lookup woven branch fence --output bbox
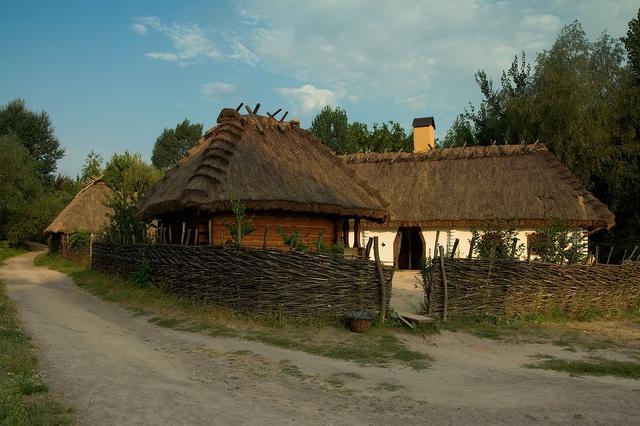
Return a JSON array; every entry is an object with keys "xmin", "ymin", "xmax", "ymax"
[
  {"xmin": 426, "ymin": 258, "xmax": 640, "ymax": 318},
  {"xmin": 91, "ymin": 243, "xmax": 393, "ymax": 318}
]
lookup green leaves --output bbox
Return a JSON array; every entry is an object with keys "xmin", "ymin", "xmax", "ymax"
[
  {"xmin": 151, "ymin": 119, "xmax": 203, "ymax": 170},
  {"xmin": 310, "ymin": 105, "xmax": 412, "ymax": 154}
]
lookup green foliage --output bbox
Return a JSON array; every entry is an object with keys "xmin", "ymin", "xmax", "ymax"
[
  {"xmin": 528, "ymin": 219, "xmax": 587, "ymax": 264},
  {"xmin": 68, "ymin": 231, "xmax": 91, "ymax": 250},
  {"xmin": 100, "ymin": 192, "xmax": 148, "ymax": 244},
  {"xmin": 0, "ymin": 99, "xmax": 64, "ymax": 185},
  {"xmin": 310, "ymin": 105, "xmax": 412, "ymax": 154},
  {"xmin": 5, "ymin": 191, "xmax": 73, "ymax": 245},
  {"xmin": 623, "ymin": 9, "xmax": 640, "ymax": 82},
  {"xmin": 277, "ymin": 227, "xmax": 309, "ymax": 252},
  {"xmin": 103, "ymin": 151, "xmax": 161, "ymax": 196},
  {"xmin": 151, "ymin": 119, "xmax": 203, "ymax": 170},
  {"xmin": 223, "ymin": 199, "xmax": 253, "ymax": 246},
  {"xmin": 470, "ymin": 218, "xmax": 524, "ymax": 259},
  {"xmin": 448, "ymin": 15, "xmax": 640, "ymax": 247},
  {"xmin": 80, "ymin": 150, "xmax": 103, "ymax": 183},
  {"xmin": 130, "ymin": 255, "xmax": 153, "ymax": 288}
]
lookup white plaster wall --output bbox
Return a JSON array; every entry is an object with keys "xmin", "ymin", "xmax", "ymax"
[{"xmin": 358, "ymin": 227, "xmax": 398, "ymax": 266}]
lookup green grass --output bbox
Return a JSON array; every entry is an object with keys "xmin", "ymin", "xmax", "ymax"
[
  {"xmin": 531, "ymin": 356, "xmax": 640, "ymax": 379},
  {"xmin": 0, "ymin": 279, "xmax": 72, "ymax": 424},
  {"xmin": 0, "ymin": 241, "xmax": 27, "ymax": 263},
  {"xmin": 34, "ymin": 253, "xmax": 431, "ymax": 369}
]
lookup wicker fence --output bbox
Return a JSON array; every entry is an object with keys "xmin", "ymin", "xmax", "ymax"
[
  {"xmin": 426, "ymin": 258, "xmax": 640, "ymax": 318},
  {"xmin": 91, "ymin": 243, "xmax": 393, "ymax": 318}
]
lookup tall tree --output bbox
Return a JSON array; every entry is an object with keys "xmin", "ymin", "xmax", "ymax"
[
  {"xmin": 0, "ymin": 99, "xmax": 64, "ymax": 185},
  {"xmin": 310, "ymin": 106, "xmax": 412, "ymax": 154},
  {"xmin": 103, "ymin": 151, "xmax": 160, "ymax": 196},
  {"xmin": 80, "ymin": 150, "xmax": 104, "ymax": 183},
  {"xmin": 310, "ymin": 106, "xmax": 350, "ymax": 154},
  {"xmin": 622, "ymin": 8, "xmax": 640, "ymax": 81},
  {"xmin": 151, "ymin": 119, "xmax": 203, "ymax": 170}
]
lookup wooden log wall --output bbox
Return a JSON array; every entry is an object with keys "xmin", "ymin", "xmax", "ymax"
[
  {"xmin": 427, "ymin": 258, "xmax": 640, "ymax": 318},
  {"xmin": 91, "ymin": 243, "xmax": 393, "ymax": 318}
]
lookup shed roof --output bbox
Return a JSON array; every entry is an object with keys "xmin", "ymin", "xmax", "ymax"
[{"xmin": 342, "ymin": 144, "xmax": 614, "ymax": 232}]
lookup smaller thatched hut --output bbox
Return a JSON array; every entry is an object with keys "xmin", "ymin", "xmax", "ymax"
[
  {"xmin": 137, "ymin": 107, "xmax": 388, "ymax": 250},
  {"xmin": 44, "ymin": 178, "xmax": 113, "ymax": 260}
]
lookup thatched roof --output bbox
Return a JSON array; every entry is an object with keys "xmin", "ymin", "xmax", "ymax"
[
  {"xmin": 342, "ymin": 144, "xmax": 615, "ymax": 232},
  {"xmin": 44, "ymin": 178, "xmax": 114, "ymax": 236},
  {"xmin": 137, "ymin": 108, "xmax": 388, "ymax": 220}
]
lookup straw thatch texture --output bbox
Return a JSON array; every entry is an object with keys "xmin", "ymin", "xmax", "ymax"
[
  {"xmin": 91, "ymin": 243, "xmax": 393, "ymax": 318},
  {"xmin": 343, "ymin": 144, "xmax": 614, "ymax": 231},
  {"xmin": 137, "ymin": 108, "xmax": 389, "ymax": 221},
  {"xmin": 44, "ymin": 178, "xmax": 113, "ymax": 236},
  {"xmin": 426, "ymin": 258, "xmax": 640, "ymax": 318}
]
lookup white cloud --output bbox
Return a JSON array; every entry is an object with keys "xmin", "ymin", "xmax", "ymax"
[
  {"xmin": 521, "ymin": 14, "xmax": 562, "ymax": 32},
  {"xmin": 276, "ymin": 84, "xmax": 342, "ymax": 114},
  {"xmin": 132, "ymin": 17, "xmax": 220, "ymax": 63},
  {"xmin": 131, "ymin": 23, "xmax": 147, "ymax": 34},
  {"xmin": 201, "ymin": 82, "xmax": 236, "ymax": 98}
]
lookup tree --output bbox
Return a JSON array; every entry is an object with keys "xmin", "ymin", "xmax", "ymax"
[
  {"xmin": 103, "ymin": 151, "xmax": 160, "ymax": 196},
  {"xmin": 80, "ymin": 150, "xmax": 104, "ymax": 183},
  {"xmin": 151, "ymin": 119, "xmax": 203, "ymax": 170},
  {"xmin": 622, "ymin": 8, "xmax": 640, "ymax": 81},
  {"xmin": 0, "ymin": 135, "xmax": 42, "ymax": 239},
  {"xmin": 0, "ymin": 99, "xmax": 64, "ymax": 185},
  {"xmin": 310, "ymin": 106, "xmax": 412, "ymax": 154},
  {"xmin": 310, "ymin": 106, "xmax": 350, "ymax": 154}
]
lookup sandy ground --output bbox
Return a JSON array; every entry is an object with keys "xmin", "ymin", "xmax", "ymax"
[
  {"xmin": 391, "ymin": 270, "xmax": 423, "ymax": 313},
  {"xmin": 2, "ymin": 252, "xmax": 640, "ymax": 425}
]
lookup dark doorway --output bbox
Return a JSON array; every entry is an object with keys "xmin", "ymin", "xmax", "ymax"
[{"xmin": 395, "ymin": 227, "xmax": 424, "ymax": 270}]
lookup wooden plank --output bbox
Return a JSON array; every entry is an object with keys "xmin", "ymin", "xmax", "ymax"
[
  {"xmin": 396, "ymin": 311, "xmax": 434, "ymax": 324},
  {"xmin": 397, "ymin": 315, "xmax": 415, "ymax": 329},
  {"xmin": 374, "ymin": 236, "xmax": 386, "ymax": 324}
]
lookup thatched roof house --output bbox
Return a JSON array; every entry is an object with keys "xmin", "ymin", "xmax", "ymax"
[
  {"xmin": 137, "ymin": 107, "xmax": 388, "ymax": 249},
  {"xmin": 45, "ymin": 178, "xmax": 114, "ymax": 236},
  {"xmin": 343, "ymin": 143, "xmax": 614, "ymax": 231},
  {"xmin": 45, "ymin": 177, "xmax": 113, "ymax": 259},
  {"xmin": 342, "ymin": 143, "xmax": 614, "ymax": 268}
]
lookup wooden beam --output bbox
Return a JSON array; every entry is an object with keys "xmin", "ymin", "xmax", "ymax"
[
  {"xmin": 342, "ymin": 219, "xmax": 349, "ymax": 247},
  {"xmin": 450, "ymin": 238, "xmax": 459, "ymax": 259},
  {"xmin": 439, "ymin": 245, "xmax": 448, "ymax": 322},
  {"xmin": 208, "ymin": 219, "xmax": 212, "ymax": 245},
  {"xmin": 353, "ymin": 218, "xmax": 361, "ymax": 248}
]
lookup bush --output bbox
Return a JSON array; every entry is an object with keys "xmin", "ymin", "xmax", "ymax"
[{"xmin": 470, "ymin": 217, "xmax": 524, "ymax": 259}]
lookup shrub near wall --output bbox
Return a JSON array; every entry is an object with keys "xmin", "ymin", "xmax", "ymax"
[
  {"xmin": 427, "ymin": 258, "xmax": 640, "ymax": 318},
  {"xmin": 91, "ymin": 243, "xmax": 393, "ymax": 318}
]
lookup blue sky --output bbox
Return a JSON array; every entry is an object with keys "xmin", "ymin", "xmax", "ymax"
[{"xmin": 1, "ymin": 0, "xmax": 638, "ymax": 177}]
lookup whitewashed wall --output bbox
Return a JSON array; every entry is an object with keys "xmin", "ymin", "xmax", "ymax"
[{"xmin": 352, "ymin": 226, "xmax": 588, "ymax": 266}]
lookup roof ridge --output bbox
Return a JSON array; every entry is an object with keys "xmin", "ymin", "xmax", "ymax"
[{"xmin": 342, "ymin": 143, "xmax": 548, "ymax": 164}]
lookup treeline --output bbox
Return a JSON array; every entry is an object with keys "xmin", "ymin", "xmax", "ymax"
[
  {"xmin": 0, "ymin": 99, "xmax": 203, "ymax": 245},
  {"xmin": 310, "ymin": 106, "xmax": 413, "ymax": 154},
  {"xmin": 444, "ymin": 13, "xmax": 640, "ymax": 246}
]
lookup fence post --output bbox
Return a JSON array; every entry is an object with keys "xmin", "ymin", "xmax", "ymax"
[
  {"xmin": 208, "ymin": 219, "xmax": 212, "ymax": 246},
  {"xmin": 373, "ymin": 236, "xmax": 386, "ymax": 324},
  {"xmin": 439, "ymin": 245, "xmax": 448, "ymax": 322},
  {"xmin": 364, "ymin": 237, "xmax": 373, "ymax": 260},
  {"xmin": 451, "ymin": 238, "xmax": 459, "ymax": 259},
  {"xmin": 433, "ymin": 230, "xmax": 440, "ymax": 258},
  {"xmin": 628, "ymin": 245, "xmax": 638, "ymax": 263},
  {"xmin": 468, "ymin": 236, "xmax": 476, "ymax": 259},
  {"xmin": 181, "ymin": 222, "xmax": 186, "ymax": 245},
  {"xmin": 89, "ymin": 233, "xmax": 95, "ymax": 268},
  {"xmin": 262, "ymin": 226, "xmax": 269, "ymax": 249},
  {"xmin": 510, "ymin": 238, "xmax": 518, "ymax": 259},
  {"xmin": 607, "ymin": 246, "xmax": 614, "ymax": 265}
]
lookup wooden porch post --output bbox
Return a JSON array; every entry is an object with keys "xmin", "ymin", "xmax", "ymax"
[
  {"xmin": 353, "ymin": 218, "xmax": 361, "ymax": 248},
  {"xmin": 342, "ymin": 219, "xmax": 349, "ymax": 247}
]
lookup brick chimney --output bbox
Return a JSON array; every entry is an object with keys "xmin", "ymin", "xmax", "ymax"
[{"xmin": 412, "ymin": 117, "xmax": 436, "ymax": 153}]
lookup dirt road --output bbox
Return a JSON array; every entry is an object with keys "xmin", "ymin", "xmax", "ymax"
[{"xmin": 2, "ymin": 252, "xmax": 639, "ymax": 425}]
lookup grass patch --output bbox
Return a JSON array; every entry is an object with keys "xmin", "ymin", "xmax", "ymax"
[
  {"xmin": 0, "ymin": 279, "xmax": 72, "ymax": 424},
  {"xmin": 376, "ymin": 382, "xmax": 405, "ymax": 392},
  {"xmin": 531, "ymin": 356, "xmax": 640, "ymax": 380},
  {"xmin": 0, "ymin": 241, "xmax": 27, "ymax": 263},
  {"xmin": 34, "ymin": 253, "xmax": 431, "ymax": 369}
]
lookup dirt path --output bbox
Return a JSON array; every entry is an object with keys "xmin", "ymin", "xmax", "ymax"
[{"xmin": 2, "ymin": 252, "xmax": 640, "ymax": 425}]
